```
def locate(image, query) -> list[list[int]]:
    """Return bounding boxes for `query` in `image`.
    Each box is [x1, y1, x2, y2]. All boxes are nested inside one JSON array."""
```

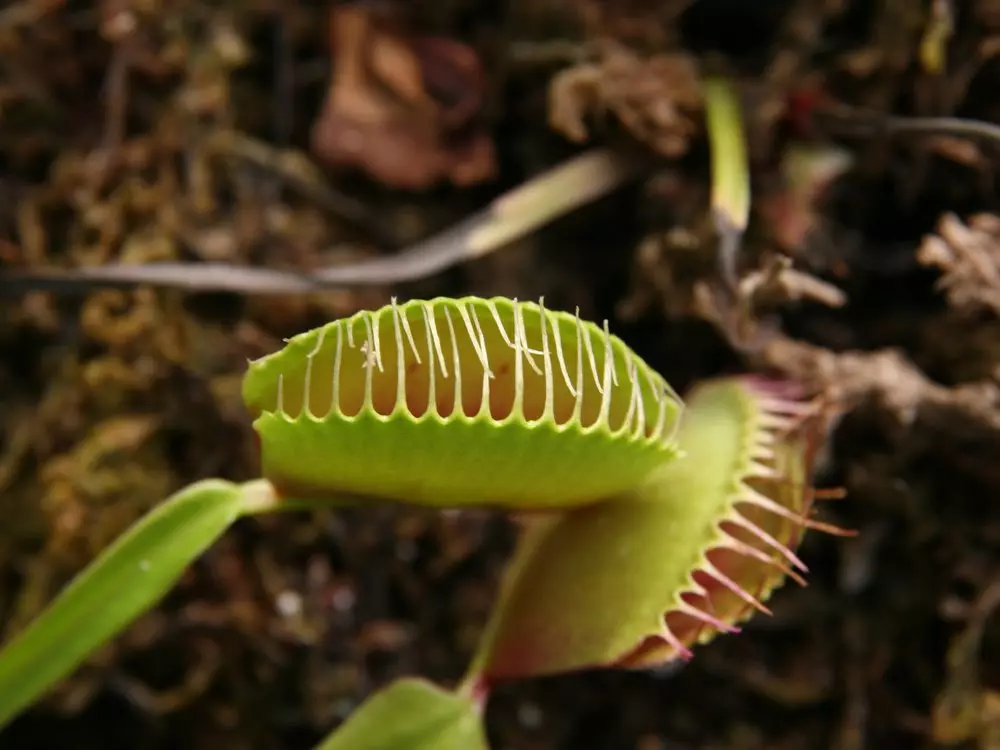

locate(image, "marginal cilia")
[[474, 376, 852, 680], [270, 296, 680, 438], [650, 379, 848, 664]]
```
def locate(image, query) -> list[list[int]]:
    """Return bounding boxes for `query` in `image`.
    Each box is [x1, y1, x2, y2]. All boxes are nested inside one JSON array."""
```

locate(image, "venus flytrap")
[[0, 296, 845, 750], [466, 376, 835, 683], [308, 373, 842, 749], [242, 297, 684, 509]]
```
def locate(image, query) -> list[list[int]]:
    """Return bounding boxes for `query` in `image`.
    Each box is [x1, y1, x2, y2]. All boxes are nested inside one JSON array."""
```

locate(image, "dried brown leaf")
[[310, 6, 496, 190]]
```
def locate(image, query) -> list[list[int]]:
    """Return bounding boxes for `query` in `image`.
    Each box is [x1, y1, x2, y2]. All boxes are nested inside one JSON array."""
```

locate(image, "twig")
[[817, 106, 1000, 147], [0, 148, 645, 296], [205, 130, 388, 242]]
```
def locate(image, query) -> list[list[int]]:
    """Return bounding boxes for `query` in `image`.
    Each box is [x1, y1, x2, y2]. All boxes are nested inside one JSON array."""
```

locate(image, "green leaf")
[[704, 76, 750, 285], [313, 678, 488, 750], [0, 478, 280, 729]]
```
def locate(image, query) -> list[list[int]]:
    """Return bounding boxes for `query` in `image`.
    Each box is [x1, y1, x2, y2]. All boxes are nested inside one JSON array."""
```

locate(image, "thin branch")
[[0, 148, 645, 296]]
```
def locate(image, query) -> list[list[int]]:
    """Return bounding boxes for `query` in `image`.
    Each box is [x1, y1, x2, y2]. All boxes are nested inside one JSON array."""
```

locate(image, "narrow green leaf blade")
[[0, 478, 266, 729], [313, 678, 488, 750], [704, 75, 750, 285]]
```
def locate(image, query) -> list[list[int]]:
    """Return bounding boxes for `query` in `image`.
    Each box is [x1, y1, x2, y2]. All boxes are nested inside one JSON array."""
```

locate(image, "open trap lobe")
[[242, 297, 685, 509], [255, 296, 678, 441]]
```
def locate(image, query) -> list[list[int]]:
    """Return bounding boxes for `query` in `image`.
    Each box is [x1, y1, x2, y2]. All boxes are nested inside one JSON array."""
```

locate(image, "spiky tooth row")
[[467, 375, 845, 682], [656, 377, 829, 660], [259, 297, 682, 443]]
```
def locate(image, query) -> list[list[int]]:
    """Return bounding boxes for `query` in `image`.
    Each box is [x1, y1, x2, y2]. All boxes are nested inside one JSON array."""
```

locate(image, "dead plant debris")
[[918, 212, 1000, 318], [310, 4, 497, 190], [548, 46, 702, 157]]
